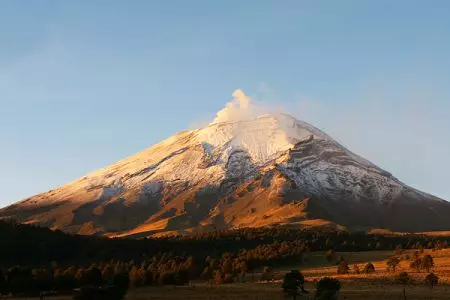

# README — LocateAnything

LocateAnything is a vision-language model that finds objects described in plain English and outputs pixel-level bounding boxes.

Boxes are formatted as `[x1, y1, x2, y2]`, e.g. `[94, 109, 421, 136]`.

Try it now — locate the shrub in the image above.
[315, 277, 341, 300]
[72, 285, 126, 300]
[337, 262, 349, 274]
[396, 272, 410, 285]
[425, 273, 439, 289]
[363, 262, 375, 274]
[260, 266, 273, 282]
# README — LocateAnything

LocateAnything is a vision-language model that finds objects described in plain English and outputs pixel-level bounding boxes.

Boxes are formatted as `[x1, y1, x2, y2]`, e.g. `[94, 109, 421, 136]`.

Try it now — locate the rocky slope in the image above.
[1, 91, 449, 236]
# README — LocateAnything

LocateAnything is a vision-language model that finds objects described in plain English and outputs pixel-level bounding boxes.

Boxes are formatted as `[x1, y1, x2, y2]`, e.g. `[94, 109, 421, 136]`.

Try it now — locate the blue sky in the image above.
[1, 0, 450, 206]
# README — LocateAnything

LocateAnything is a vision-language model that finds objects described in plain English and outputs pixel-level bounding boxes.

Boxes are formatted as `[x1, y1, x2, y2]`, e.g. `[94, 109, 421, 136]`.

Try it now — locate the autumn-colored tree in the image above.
[181, 256, 197, 279]
[421, 255, 434, 273]
[213, 270, 223, 285]
[101, 264, 115, 283]
[387, 256, 400, 272]
[434, 240, 442, 250]
[352, 264, 360, 274]
[410, 258, 422, 272]
[129, 266, 145, 288]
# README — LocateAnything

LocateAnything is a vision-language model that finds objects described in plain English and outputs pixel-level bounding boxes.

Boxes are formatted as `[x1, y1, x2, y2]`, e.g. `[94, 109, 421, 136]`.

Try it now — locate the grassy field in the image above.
[126, 248, 450, 299]
[16, 249, 450, 299]
[30, 282, 449, 300]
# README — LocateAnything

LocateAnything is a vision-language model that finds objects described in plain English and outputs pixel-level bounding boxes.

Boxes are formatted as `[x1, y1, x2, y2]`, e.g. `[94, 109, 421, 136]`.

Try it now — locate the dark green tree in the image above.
[315, 277, 341, 300]
[282, 270, 306, 300]
[425, 273, 439, 289]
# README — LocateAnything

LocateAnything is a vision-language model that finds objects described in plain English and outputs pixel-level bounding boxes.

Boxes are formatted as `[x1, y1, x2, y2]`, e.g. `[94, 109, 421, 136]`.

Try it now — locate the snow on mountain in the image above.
[1, 90, 449, 236]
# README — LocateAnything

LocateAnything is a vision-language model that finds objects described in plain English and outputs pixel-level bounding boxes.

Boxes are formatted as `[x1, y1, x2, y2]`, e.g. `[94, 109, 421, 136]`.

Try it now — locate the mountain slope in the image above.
[1, 91, 449, 236]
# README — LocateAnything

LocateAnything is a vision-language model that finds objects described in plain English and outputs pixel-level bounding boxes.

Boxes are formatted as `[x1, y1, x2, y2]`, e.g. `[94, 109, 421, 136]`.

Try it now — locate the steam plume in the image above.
[212, 89, 261, 124]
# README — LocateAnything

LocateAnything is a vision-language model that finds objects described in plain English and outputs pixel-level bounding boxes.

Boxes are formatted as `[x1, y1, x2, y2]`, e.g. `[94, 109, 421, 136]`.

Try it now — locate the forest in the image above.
[0, 220, 449, 298]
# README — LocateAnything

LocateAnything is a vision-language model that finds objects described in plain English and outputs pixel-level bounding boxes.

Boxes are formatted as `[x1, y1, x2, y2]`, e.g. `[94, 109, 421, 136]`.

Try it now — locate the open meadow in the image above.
[118, 248, 450, 299]
[14, 248, 450, 300]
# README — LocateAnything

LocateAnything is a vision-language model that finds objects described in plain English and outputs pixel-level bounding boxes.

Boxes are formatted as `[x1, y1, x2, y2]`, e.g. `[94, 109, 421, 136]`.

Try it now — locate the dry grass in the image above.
[297, 249, 450, 283]
[15, 249, 450, 299]
[18, 283, 450, 300]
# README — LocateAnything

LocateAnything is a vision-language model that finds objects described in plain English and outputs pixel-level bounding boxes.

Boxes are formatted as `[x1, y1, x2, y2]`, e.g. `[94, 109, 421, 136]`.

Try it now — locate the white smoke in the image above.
[212, 89, 266, 124]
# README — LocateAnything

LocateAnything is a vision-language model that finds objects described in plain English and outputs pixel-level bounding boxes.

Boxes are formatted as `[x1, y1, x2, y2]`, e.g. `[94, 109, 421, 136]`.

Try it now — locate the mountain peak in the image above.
[1, 90, 449, 236]
[199, 89, 332, 164]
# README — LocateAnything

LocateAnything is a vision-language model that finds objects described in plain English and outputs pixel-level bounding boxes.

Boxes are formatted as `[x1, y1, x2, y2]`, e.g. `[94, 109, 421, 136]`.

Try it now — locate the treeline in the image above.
[1, 220, 450, 296]
[1, 220, 450, 268]
[0, 254, 199, 297]
[0, 240, 306, 296]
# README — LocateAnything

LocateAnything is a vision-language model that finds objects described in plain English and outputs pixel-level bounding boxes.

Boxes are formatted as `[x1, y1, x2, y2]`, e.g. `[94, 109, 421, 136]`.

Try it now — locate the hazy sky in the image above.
[1, 1, 450, 206]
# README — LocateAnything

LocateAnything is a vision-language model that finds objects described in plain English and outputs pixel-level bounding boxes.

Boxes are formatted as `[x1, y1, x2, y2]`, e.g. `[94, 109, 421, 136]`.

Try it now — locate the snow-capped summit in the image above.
[1, 90, 449, 237]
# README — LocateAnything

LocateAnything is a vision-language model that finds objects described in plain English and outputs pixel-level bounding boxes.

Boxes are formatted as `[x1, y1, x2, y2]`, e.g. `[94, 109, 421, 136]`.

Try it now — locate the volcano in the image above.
[2, 90, 449, 237]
